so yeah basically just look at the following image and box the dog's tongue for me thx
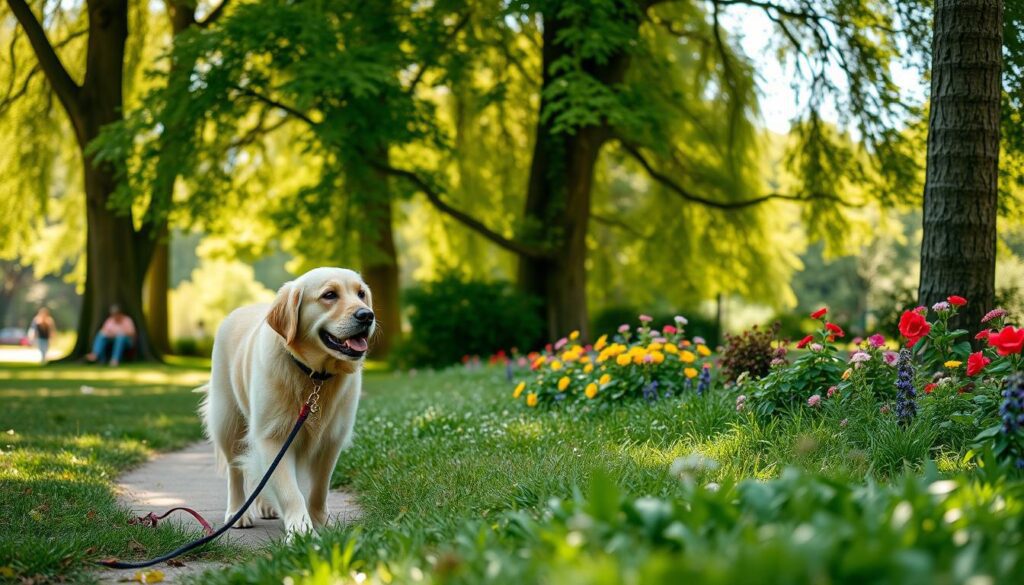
[344,336,368,352]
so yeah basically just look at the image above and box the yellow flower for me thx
[648,342,664,351]
[561,351,576,362]
[944,360,963,368]
[684,367,699,379]
[594,334,608,351]
[599,373,612,385]
[532,356,546,368]
[616,354,632,366]
[558,376,571,391]
[550,360,563,371]
[583,363,594,374]
[513,381,526,398]
[697,344,712,357]
[651,351,665,364]
[633,353,647,365]
[569,330,580,341]
[526,393,538,407]
[842,368,852,380]
[585,383,598,399]
[680,351,696,363]
[580,355,591,363]
[664,344,678,355]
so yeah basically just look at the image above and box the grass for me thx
[0,359,237,583]
[0,361,1009,583]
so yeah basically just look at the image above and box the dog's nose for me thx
[353,308,375,324]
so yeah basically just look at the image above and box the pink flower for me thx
[868,334,885,348]
[642,354,654,363]
[554,337,568,351]
[852,336,863,345]
[849,351,871,364]
[693,336,706,345]
[654,337,668,343]
[674,315,688,325]
[618,324,630,333]
[982,308,1007,323]
[882,351,899,366]
[810,343,824,352]
[826,386,837,398]
[639,314,653,323]
[807,394,821,408]
[662,325,678,335]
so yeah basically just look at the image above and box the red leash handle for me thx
[128,508,215,536]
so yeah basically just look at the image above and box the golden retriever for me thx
[201,267,374,536]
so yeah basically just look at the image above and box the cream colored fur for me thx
[201,267,373,536]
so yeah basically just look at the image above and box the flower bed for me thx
[511,315,714,407]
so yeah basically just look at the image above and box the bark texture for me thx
[516,7,632,341]
[919,0,1003,333]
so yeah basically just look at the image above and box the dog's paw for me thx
[310,506,330,528]
[255,497,279,519]
[284,513,315,540]
[226,509,254,529]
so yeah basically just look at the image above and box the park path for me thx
[96,441,361,583]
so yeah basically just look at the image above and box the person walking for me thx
[28,307,56,364]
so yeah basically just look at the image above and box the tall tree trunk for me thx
[349,149,402,358]
[918,0,1003,333]
[517,7,633,342]
[143,232,171,355]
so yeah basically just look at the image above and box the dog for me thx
[201,267,374,536]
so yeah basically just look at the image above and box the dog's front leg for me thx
[306,439,344,528]
[256,436,314,536]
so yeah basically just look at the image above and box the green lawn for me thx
[0,359,238,583]
[2,362,1021,584]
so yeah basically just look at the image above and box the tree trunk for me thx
[143,233,172,355]
[516,7,633,342]
[918,0,1002,333]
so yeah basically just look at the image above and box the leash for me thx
[97,380,324,570]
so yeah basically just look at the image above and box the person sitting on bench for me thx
[86,304,136,366]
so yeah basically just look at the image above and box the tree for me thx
[918,0,1003,330]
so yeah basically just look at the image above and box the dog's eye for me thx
[357,289,366,300]
[321,290,338,300]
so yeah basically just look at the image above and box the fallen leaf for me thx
[0,566,14,578]
[132,569,164,583]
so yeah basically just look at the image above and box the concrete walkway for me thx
[98,441,361,582]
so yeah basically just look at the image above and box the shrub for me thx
[401,275,543,368]
[171,336,213,357]
[719,322,782,383]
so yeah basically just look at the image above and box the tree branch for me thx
[406,10,471,93]
[236,84,548,259]
[199,0,231,28]
[365,158,549,259]
[619,140,858,209]
[0,27,88,115]
[5,0,80,117]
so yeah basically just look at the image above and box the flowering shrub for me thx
[511,316,714,407]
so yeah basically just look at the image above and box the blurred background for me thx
[1,0,1022,367]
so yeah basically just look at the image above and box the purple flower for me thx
[697,366,712,396]
[931,301,951,312]
[895,348,917,426]
[642,380,660,402]
[982,308,1008,323]
[639,314,653,323]
[693,336,706,345]
[618,324,630,333]
[883,351,899,366]
[1000,375,1024,468]
[808,394,821,407]
[868,334,885,348]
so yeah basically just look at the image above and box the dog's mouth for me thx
[319,329,369,358]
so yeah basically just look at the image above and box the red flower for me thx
[796,335,814,349]
[987,325,1024,356]
[810,308,828,319]
[663,325,677,335]
[924,383,937,394]
[966,351,991,377]
[947,295,967,307]
[898,310,932,346]
[825,323,845,338]
[975,330,991,341]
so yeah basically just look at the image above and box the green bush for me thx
[172,336,213,357]
[400,275,543,368]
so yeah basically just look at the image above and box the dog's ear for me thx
[267,282,303,345]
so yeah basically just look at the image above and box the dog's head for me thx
[267,267,375,363]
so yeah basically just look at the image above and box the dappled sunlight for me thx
[0,364,210,387]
